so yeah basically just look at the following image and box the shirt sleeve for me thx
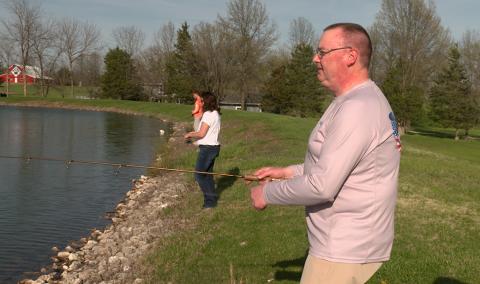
[287,164,304,176]
[201,112,214,127]
[264,100,375,206]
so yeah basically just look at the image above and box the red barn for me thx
[0,64,51,84]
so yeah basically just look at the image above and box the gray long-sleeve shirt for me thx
[264,80,401,263]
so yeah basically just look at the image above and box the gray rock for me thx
[57,251,70,260]
[68,253,79,262]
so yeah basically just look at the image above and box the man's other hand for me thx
[250,183,267,210]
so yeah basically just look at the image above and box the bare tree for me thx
[136,22,176,100]
[1,0,42,96]
[58,17,100,97]
[31,18,62,97]
[137,47,165,100]
[460,30,480,94]
[460,29,480,126]
[154,21,176,55]
[74,51,102,91]
[218,0,277,110]
[288,17,315,49]
[0,40,17,96]
[112,25,145,57]
[370,0,451,89]
[192,22,235,101]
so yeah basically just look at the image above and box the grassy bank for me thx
[1,97,478,283]
[0,84,96,98]
[146,114,480,284]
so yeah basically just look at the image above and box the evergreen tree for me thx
[430,45,478,139]
[285,43,325,117]
[165,22,197,103]
[263,43,325,117]
[262,64,288,114]
[381,59,425,133]
[101,47,143,100]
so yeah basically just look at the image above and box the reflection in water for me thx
[105,111,135,159]
[0,106,167,283]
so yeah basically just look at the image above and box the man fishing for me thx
[250,23,401,284]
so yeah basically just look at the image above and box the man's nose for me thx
[312,53,321,63]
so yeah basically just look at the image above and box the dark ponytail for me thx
[201,91,221,115]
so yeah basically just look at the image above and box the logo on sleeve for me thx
[388,112,402,151]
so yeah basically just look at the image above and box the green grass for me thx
[0,84,96,98]
[0,96,478,284]
[147,117,480,284]
[371,134,479,284]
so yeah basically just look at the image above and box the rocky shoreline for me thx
[3,101,195,284]
[20,172,191,284]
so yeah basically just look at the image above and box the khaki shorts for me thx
[193,117,201,131]
[300,255,383,284]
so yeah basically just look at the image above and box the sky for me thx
[1,0,479,48]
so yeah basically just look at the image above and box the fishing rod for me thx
[0,154,262,181]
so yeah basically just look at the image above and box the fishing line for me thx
[0,154,260,181]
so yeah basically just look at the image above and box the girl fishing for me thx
[184,91,221,209]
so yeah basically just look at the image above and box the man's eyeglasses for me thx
[315,46,352,58]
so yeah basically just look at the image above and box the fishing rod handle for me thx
[243,175,260,181]
[243,175,281,182]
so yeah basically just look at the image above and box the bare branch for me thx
[153,21,175,55]
[112,25,145,56]
[288,17,315,49]
[58,17,100,96]
[460,29,480,94]
[1,0,43,95]
[217,0,277,108]
[370,0,452,87]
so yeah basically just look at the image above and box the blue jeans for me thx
[195,145,220,207]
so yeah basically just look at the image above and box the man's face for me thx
[312,28,348,91]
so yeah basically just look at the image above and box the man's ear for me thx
[346,48,358,67]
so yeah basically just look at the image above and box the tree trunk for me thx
[6,75,9,97]
[45,84,50,97]
[241,78,247,111]
[241,93,246,111]
[454,129,460,140]
[398,120,407,136]
[39,62,45,97]
[23,73,27,96]
[40,77,45,97]
[70,76,74,98]
[69,61,75,98]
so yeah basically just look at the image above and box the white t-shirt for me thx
[197,110,221,146]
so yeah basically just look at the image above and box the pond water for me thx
[0,106,168,283]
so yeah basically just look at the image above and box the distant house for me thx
[0,64,52,84]
[220,91,262,112]
[219,101,262,112]
[141,82,166,102]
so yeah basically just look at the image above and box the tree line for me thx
[0,0,479,139]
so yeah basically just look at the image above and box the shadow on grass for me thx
[272,251,307,282]
[408,129,480,140]
[216,167,240,200]
[432,277,469,284]
[408,129,455,139]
